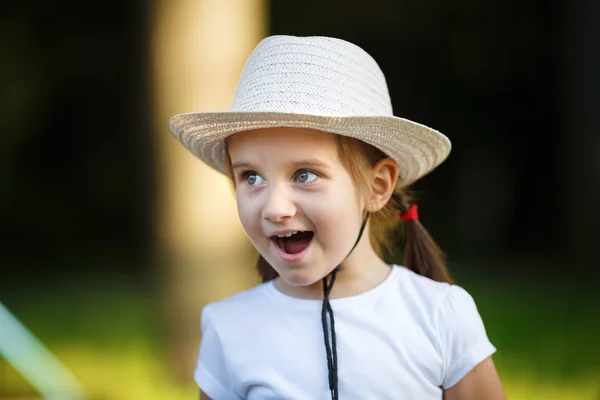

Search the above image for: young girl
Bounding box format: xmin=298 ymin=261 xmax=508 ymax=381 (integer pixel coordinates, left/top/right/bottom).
xmin=169 ymin=35 xmax=505 ymax=400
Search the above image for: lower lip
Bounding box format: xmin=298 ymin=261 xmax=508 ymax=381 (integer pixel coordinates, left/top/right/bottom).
xmin=270 ymin=237 xmax=313 ymax=263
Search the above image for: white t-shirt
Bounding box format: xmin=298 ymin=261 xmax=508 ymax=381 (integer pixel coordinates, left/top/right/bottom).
xmin=195 ymin=265 xmax=496 ymax=399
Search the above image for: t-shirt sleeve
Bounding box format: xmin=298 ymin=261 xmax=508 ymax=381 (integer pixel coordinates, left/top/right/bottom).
xmin=194 ymin=304 xmax=239 ymax=400
xmin=438 ymin=285 xmax=497 ymax=389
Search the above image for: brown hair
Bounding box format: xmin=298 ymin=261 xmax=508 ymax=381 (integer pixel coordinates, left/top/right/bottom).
xmin=226 ymin=136 xmax=453 ymax=284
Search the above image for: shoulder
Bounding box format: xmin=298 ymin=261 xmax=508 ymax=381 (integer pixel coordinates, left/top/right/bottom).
xmin=392 ymin=266 xmax=496 ymax=389
xmin=393 ymin=265 xmax=488 ymax=330
xmin=196 ymin=286 xmax=273 ymax=399
xmin=201 ymin=282 xmax=272 ymax=332
xmin=393 ymin=265 xmax=479 ymax=313
xmin=391 ymin=265 xmax=493 ymax=349
xmin=393 ymin=265 xmax=452 ymax=310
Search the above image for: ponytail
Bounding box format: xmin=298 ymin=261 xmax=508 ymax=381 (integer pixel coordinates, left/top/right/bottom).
xmin=392 ymin=191 xmax=453 ymax=284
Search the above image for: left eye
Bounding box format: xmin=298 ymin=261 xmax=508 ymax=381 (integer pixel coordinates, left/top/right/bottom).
xmin=295 ymin=170 xmax=317 ymax=183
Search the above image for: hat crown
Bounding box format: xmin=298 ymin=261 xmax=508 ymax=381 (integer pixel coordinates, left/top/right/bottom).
xmin=231 ymin=36 xmax=394 ymax=117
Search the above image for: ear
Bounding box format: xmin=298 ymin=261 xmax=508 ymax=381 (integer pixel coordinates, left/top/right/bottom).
xmin=365 ymin=158 xmax=398 ymax=212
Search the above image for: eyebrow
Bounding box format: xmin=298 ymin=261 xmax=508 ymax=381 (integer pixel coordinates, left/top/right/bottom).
xmin=231 ymin=159 xmax=332 ymax=170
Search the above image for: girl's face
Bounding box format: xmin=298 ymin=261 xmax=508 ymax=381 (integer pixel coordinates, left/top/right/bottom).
xmin=228 ymin=127 xmax=366 ymax=287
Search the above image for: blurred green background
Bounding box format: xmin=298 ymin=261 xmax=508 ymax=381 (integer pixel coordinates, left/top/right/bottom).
xmin=2 ymin=0 xmax=599 ymax=399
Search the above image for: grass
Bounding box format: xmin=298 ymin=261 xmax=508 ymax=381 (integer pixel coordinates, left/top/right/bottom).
xmin=466 ymin=277 xmax=600 ymax=400
xmin=2 ymin=276 xmax=599 ymax=400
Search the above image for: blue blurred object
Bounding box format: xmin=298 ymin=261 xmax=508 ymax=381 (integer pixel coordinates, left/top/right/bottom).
xmin=0 ymin=302 xmax=86 ymax=400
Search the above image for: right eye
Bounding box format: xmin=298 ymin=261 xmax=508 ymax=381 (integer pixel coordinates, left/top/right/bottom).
xmin=242 ymin=171 xmax=264 ymax=186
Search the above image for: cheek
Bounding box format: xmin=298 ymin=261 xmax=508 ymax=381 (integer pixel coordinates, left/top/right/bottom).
xmin=236 ymin=193 xmax=260 ymax=235
xmin=305 ymin=189 xmax=362 ymax=240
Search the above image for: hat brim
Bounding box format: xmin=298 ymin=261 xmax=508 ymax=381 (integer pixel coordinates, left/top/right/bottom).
xmin=168 ymin=111 xmax=451 ymax=185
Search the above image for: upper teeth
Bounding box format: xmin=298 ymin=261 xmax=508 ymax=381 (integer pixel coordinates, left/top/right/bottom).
xmin=277 ymin=231 xmax=298 ymax=238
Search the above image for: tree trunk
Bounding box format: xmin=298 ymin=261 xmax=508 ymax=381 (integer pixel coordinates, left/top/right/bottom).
xmin=151 ymin=0 xmax=267 ymax=379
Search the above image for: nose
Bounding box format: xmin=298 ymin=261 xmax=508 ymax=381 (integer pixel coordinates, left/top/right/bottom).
xmin=262 ymin=184 xmax=297 ymax=222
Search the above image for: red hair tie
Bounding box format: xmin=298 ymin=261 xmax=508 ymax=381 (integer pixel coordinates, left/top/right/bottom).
xmin=400 ymin=204 xmax=419 ymax=222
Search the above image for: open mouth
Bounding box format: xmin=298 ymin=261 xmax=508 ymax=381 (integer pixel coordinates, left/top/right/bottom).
xmin=271 ymin=231 xmax=314 ymax=254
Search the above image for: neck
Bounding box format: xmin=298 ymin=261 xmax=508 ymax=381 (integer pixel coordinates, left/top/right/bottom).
xmin=274 ymin=224 xmax=392 ymax=300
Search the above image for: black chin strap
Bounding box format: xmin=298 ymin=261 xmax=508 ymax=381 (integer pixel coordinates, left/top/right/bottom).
xmin=321 ymin=213 xmax=369 ymax=400
xmin=321 ymin=270 xmax=338 ymax=400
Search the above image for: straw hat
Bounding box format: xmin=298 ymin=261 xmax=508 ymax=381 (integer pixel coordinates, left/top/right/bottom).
xmin=168 ymin=35 xmax=451 ymax=184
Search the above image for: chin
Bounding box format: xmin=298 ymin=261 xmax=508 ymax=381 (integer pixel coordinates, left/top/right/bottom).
xmin=277 ymin=267 xmax=322 ymax=287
